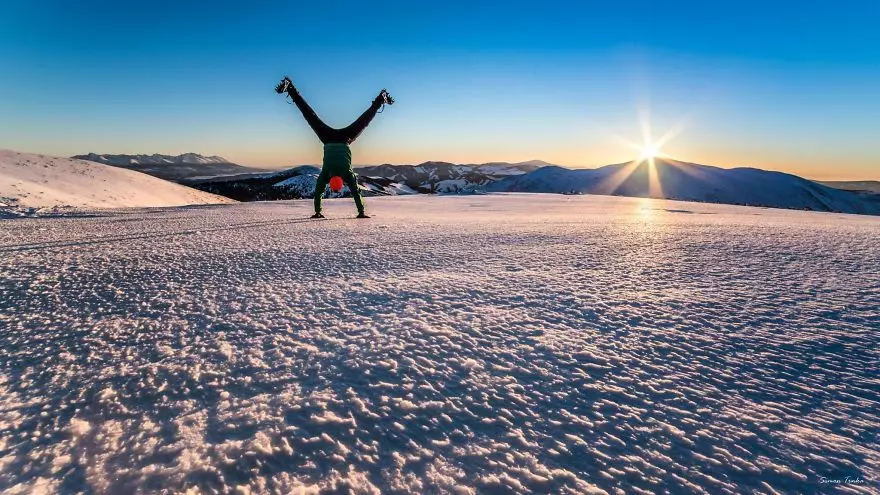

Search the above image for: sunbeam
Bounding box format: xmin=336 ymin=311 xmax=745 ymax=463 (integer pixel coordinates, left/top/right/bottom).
xmin=647 ymin=155 xmax=663 ymax=198
xmin=597 ymin=107 xmax=687 ymax=198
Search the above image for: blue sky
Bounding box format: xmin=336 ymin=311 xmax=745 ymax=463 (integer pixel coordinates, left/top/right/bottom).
xmin=1 ymin=0 xmax=878 ymax=179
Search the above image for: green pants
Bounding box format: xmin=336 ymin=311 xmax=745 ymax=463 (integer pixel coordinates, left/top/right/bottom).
xmin=314 ymin=166 xmax=365 ymax=215
xmin=314 ymin=143 xmax=365 ymax=215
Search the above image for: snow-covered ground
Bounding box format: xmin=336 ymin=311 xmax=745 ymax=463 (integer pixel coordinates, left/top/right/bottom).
xmin=1 ymin=194 xmax=877 ymax=494
xmin=0 ymin=150 xmax=234 ymax=213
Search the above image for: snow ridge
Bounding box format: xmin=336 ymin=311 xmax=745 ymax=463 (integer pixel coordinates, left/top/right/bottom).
xmin=74 ymin=152 xmax=233 ymax=166
xmin=72 ymin=153 xmax=267 ymax=182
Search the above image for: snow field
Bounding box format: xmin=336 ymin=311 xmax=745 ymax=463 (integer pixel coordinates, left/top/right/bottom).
xmin=0 ymin=194 xmax=878 ymax=494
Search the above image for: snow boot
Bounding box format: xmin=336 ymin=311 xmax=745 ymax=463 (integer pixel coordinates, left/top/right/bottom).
xmin=275 ymin=76 xmax=294 ymax=95
xmin=375 ymin=89 xmax=395 ymax=106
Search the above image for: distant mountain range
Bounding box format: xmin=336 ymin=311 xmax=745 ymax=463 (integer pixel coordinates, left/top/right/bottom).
xmin=71 ymin=153 xmax=269 ymax=181
xmin=487 ymin=158 xmax=879 ymax=215
xmin=74 ymin=153 xmax=879 ymax=215
xmin=355 ymin=161 xmax=543 ymax=193
xmin=181 ymin=158 xmax=877 ymax=215
xmin=182 ymin=161 xmax=540 ymax=201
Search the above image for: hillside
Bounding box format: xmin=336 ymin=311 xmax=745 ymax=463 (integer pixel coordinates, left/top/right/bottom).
xmin=818 ymin=180 xmax=880 ymax=193
xmin=0 ymin=150 xmax=235 ymax=212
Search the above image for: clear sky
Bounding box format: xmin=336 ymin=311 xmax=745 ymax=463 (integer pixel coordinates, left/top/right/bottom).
xmin=1 ymin=0 xmax=878 ymax=180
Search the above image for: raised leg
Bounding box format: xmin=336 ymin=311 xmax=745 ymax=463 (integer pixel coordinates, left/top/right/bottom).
xmin=287 ymin=87 xmax=339 ymax=144
xmin=340 ymin=99 xmax=384 ymax=144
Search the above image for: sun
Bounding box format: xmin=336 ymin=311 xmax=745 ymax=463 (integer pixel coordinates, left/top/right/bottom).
xmin=638 ymin=143 xmax=662 ymax=162
xmin=599 ymin=107 xmax=690 ymax=199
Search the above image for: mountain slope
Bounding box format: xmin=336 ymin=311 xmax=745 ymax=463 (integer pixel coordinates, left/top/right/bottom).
xmin=1 ymin=150 xmax=235 ymax=209
xmin=488 ymin=158 xmax=879 ymax=215
xmin=72 ymin=152 xmax=268 ymax=181
xmin=818 ymin=180 xmax=880 ymax=193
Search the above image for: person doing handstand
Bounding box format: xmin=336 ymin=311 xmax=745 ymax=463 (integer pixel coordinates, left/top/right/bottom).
xmin=275 ymin=76 xmax=394 ymax=218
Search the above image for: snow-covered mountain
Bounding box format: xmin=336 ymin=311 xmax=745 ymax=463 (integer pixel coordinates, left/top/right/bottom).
xmin=72 ymin=152 xmax=267 ymax=181
xmin=818 ymin=182 xmax=880 ymax=212
xmin=187 ymin=160 xmax=540 ymax=200
xmin=76 ymin=152 xmax=231 ymax=166
xmin=187 ymin=160 xmax=541 ymax=199
xmin=819 ymin=180 xmax=880 ymax=193
xmin=175 ymin=156 xmax=878 ymax=215
xmin=0 ymin=150 xmax=234 ymax=214
xmin=356 ymin=160 xmax=542 ymax=193
xmin=487 ymin=158 xmax=880 ymax=215
xmin=189 ymin=165 xmax=417 ymax=201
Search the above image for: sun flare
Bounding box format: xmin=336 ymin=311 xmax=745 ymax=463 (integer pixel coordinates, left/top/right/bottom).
xmin=600 ymin=107 xmax=692 ymax=200
xmin=641 ymin=144 xmax=660 ymax=160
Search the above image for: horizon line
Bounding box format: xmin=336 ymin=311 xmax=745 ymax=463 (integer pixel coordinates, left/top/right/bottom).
xmin=8 ymin=147 xmax=876 ymax=182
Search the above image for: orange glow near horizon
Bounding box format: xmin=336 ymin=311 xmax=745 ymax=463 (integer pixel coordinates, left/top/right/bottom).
xmin=216 ymin=112 xmax=875 ymax=182
xmin=223 ymin=147 xmax=875 ymax=182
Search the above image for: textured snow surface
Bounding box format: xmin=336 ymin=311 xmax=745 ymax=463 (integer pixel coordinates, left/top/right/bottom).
xmin=0 ymin=150 xmax=234 ymax=209
xmin=1 ymin=194 xmax=878 ymax=494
